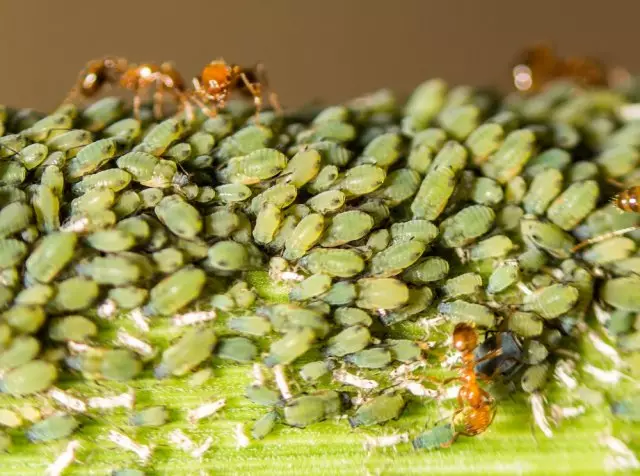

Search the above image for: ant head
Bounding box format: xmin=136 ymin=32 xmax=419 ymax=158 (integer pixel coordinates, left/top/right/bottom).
xmin=201 ymin=60 xmax=233 ymax=92
xmin=452 ymin=323 xmax=477 ymax=353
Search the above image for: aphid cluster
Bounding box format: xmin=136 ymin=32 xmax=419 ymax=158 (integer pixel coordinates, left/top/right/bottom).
xmin=0 ymin=53 xmax=639 ymax=470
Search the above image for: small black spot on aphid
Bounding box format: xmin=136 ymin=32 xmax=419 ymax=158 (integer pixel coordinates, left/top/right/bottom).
xmin=217 ymin=260 xmax=228 ymax=267
xmin=331 ymin=199 xmax=340 ymax=205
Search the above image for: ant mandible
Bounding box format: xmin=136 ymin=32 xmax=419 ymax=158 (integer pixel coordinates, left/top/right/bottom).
xmin=190 ymin=59 xmax=281 ymax=119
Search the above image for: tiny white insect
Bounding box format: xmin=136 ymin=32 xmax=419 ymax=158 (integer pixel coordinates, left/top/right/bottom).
xmin=172 ymin=310 xmax=217 ymax=327
xmin=252 ymin=363 xmax=266 ymax=386
xmin=529 ymin=392 xmax=553 ymax=438
xmin=601 ymin=434 xmax=640 ymax=471
xmin=97 ymin=299 xmax=117 ymax=319
xmin=516 ymin=281 xmax=533 ymax=296
xmin=280 ymin=271 xmax=305 ymax=282
xmin=442 ymin=384 xmax=461 ymax=400
xmin=592 ymin=302 xmax=611 ymax=326
xmin=49 ymin=388 xmax=87 ymax=413
xmin=234 ymin=423 xmax=250 ymax=449
xmin=61 ymin=216 xmax=89 ymax=233
xmin=273 ymin=365 xmax=293 ymax=400
xmin=363 ymin=433 xmax=409 ymax=451
xmin=116 ymin=329 xmax=155 ymax=358
xmin=188 ymin=399 xmax=226 ymax=424
xmin=129 ymin=308 xmax=150 ymax=332
xmin=389 ymin=360 xmax=426 ymax=380
xmin=398 ymin=380 xmax=439 ymax=398
xmin=191 ymin=437 xmax=214 ymax=459
xmin=554 ymin=359 xmax=578 ymax=390
xmin=332 ymin=369 xmax=379 ymax=390
xmin=45 ymin=440 xmax=81 ymax=476
xmin=67 ymin=341 xmax=93 ymax=353
xmin=587 ymin=332 xmax=623 ymax=368
xmin=582 ymin=364 xmax=625 ymax=385
xmin=88 ymin=390 xmax=135 ymax=410
xmin=168 ymin=429 xmax=195 ymax=452
xmin=108 ymin=430 xmax=152 ymax=463
xmin=550 ymin=404 xmax=585 ymax=424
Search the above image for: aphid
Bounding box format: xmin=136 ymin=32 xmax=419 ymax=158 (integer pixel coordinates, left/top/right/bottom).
xmin=322 ymin=281 xmax=357 ymax=306
xmin=325 ymin=325 xmax=371 ymax=357
xmin=289 ymin=273 xmax=332 ymax=301
xmin=438 ymin=300 xmax=496 ymax=328
xmin=155 ymin=327 xmax=216 ymax=378
xmin=228 ymin=315 xmax=271 ymax=336
xmin=487 ymin=261 xmax=520 ymax=294
xmin=3 ymin=305 xmax=46 ymax=333
xmin=0 ymin=201 xmax=33 ymax=238
xmin=523 ymin=284 xmax=579 ymax=319
xmin=601 ymin=276 xmax=640 ymax=311
xmin=369 ymin=240 xmax=426 ymax=277
xmin=0 ymin=409 xmax=23 ymax=428
xmin=221 ymin=148 xmax=287 ymax=184
xmin=307 ymin=164 xmax=340 ymax=194
xmin=65 ymin=138 xmax=119 ymax=179
xmin=49 ymin=277 xmax=99 ymax=312
xmin=252 ymin=411 xmax=278 ymax=440
xmin=49 ymin=315 xmax=97 ymax=343
xmin=146 ymin=266 xmax=205 ymax=315
xmin=108 ymin=430 xmax=153 ymax=463
xmin=87 ymin=390 xmax=135 ymax=410
xmin=0 ymin=336 xmax=40 ymax=371
xmin=129 ymin=406 xmax=168 ymax=428
xmin=253 ymin=203 xmax=282 ymax=245
xmin=412 ymin=423 xmax=457 ymax=450
xmin=101 ymin=349 xmax=142 ymax=381
xmin=443 ymin=273 xmax=482 ymax=298
xmin=440 ymin=205 xmax=495 ymax=248
xmin=264 ymin=327 xmax=315 ymax=367
xmin=27 ymin=414 xmax=78 ymax=442
xmin=334 ymin=307 xmax=372 ymax=327
xmin=481 ymin=129 xmax=536 ymax=184
xmin=356 ymin=278 xmax=409 ymax=310
xmin=349 ymin=393 xmax=405 ymax=428
xmin=411 ymin=166 xmax=457 ymax=220
xmin=345 ymin=347 xmax=392 ymax=369
xmin=250 ymin=184 xmax=297 ymax=215
xmin=299 ymin=249 xmax=365 ymax=278
xmin=283 ymin=213 xmax=325 ymax=261
xmin=520 ymin=219 xmax=575 ymax=259
xmin=546 ymin=180 xmax=599 ymax=231
xmin=217 ymin=337 xmax=258 ymax=363
xmin=116 ymin=329 xmax=155 ymax=359
xmin=306 ymin=189 xmax=346 ymax=214
xmin=0 ymin=238 xmax=28 ymax=269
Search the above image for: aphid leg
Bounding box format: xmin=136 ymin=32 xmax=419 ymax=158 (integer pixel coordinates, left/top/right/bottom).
xmin=239 ymin=72 xmax=263 ymax=121
xmin=571 ymin=226 xmax=640 ymax=253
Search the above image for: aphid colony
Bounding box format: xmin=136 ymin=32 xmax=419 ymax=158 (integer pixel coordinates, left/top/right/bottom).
xmin=0 ymin=55 xmax=639 ymax=471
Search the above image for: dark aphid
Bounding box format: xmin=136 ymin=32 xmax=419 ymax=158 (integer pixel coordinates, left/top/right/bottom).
xmin=245 ymin=384 xmax=281 ymax=406
xmin=349 ymin=393 xmax=405 ymax=427
xmin=413 ymin=423 xmax=456 ymax=450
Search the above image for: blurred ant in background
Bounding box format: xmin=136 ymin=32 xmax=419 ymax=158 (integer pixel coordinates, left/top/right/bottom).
xmin=190 ymin=59 xmax=282 ymax=119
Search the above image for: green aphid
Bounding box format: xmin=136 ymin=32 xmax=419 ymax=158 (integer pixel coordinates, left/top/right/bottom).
xmin=596 ymin=145 xmax=639 ymax=178
xmin=372 ymin=168 xmax=421 ymax=206
xmin=152 ymin=248 xmax=184 ymax=274
xmin=70 ymin=188 xmax=115 ymax=214
xmin=252 ymin=411 xmax=278 ymax=440
xmin=136 ymin=117 xmax=186 ymax=156
xmin=523 ymin=340 xmax=548 ymax=365
xmin=313 ymin=105 xmax=350 ymax=124
xmin=334 ymin=307 xmax=372 ymax=327
xmin=164 ymin=142 xmax=192 ymax=163
xmin=210 ymin=293 xmax=235 ymax=311
xmin=0 ymin=431 xmax=10 ymax=452
xmin=568 ymin=161 xmax=598 ymax=183
xmin=300 ymin=361 xmax=332 ymax=382
xmin=322 ymin=281 xmax=357 ymax=306
xmin=428 ymin=141 xmax=468 ymax=175
xmin=0 ymin=268 xmax=18 ymax=289
xmin=103 ymin=118 xmax=141 ymax=144
xmin=228 ymin=315 xmax=272 ymax=337
xmin=14 ymin=284 xmax=53 ymax=306
xmin=208 ymin=240 xmax=255 ymax=271
xmin=27 ymin=414 xmax=78 ymax=442
xmin=410 ymin=166 xmax=457 ymax=220
xmin=385 ymin=339 xmax=422 ymax=362
xmin=0 ymin=238 xmax=27 ymax=269
xmin=77 ymin=255 xmax=140 ymax=286
xmin=20 ymin=225 xmax=39 ymax=244
xmin=608 ymin=257 xmax=640 ymax=277
xmin=187 ymin=131 xmax=215 ymax=156
xmin=280 ymin=149 xmax=321 ymax=187
xmin=100 ymin=349 xmax=142 ymax=381
xmin=404 ymin=79 xmax=447 ymax=129
xmin=215 ymin=183 xmax=252 ymax=203
xmin=0 ymin=134 xmax=27 ymax=158
xmin=185 ymin=154 xmax=213 ymax=169
xmin=440 ymin=205 xmax=495 ymax=248
xmin=307 ymin=189 xmax=346 ymax=214
xmin=578 ymin=204 xmax=640 ymax=240
xmin=468 ymin=235 xmax=514 ymax=261
xmin=508 ymin=311 xmax=543 ymax=337
xmin=546 ymin=180 xmax=599 ymax=231
xmin=551 ymin=122 xmax=579 ymax=149
xmin=65 ymin=138 xmax=119 ymax=179
xmin=0 ymin=360 xmax=57 ymax=396
xmin=345 ymin=347 xmax=391 ymax=369
xmin=382 ymin=286 xmax=434 ymax=326
xmin=108 ymin=287 xmax=148 ymax=309
xmin=481 ymin=129 xmax=535 ymax=184
xmin=325 ymin=326 xmax=370 ymax=357
xmin=113 ymin=190 xmax=141 ymax=218
xmin=200 ymin=115 xmax=233 ymax=139
xmin=130 ymin=406 xmax=168 ymax=428
xmin=86 ymin=229 xmax=136 ymax=252
xmin=438 ymin=105 xmax=479 ymax=141
xmin=21 ymin=112 xmax=73 ymax=141
xmin=443 ymin=273 xmax=482 ymax=298
xmin=175 ymin=236 xmax=209 ymax=262
xmin=520 ymin=220 xmax=574 ymax=259
xmin=283 ymin=395 xmax=327 ymax=428
xmin=402 ymin=256 xmax=449 ymax=284
xmin=466 ymin=123 xmax=504 ymax=165
xmin=522 ymin=168 xmax=563 ymax=216
xmin=0 ymin=201 xmax=33 ymax=238
xmin=50 ymin=277 xmax=99 ymax=312
xmin=438 ymin=300 xmax=495 ymax=327
xmin=155 ymin=194 xmax=202 ymax=239
xmin=80 ymin=96 xmax=123 ymax=131
xmin=245 ymin=384 xmax=281 ymax=406
xmin=307 ymin=165 xmax=340 ymax=194
xmin=306 ymin=141 xmax=352 ymax=167
xmin=40 ymin=165 xmax=64 ymax=198
xmin=521 ymin=363 xmax=549 ymax=393
xmin=0 ymin=185 xmax=27 ymax=208
xmin=357 ymin=200 xmax=390 ymax=226
xmin=366 ymin=229 xmax=390 ymax=253
xmin=407 ymin=128 xmax=447 ymax=172
xmin=63 ymin=207 xmax=116 ymax=235
xmin=601 ymin=277 xmax=640 ymax=311
xmin=49 ymin=315 xmax=97 ymax=343
xmin=523 ymin=284 xmax=579 ymax=319
xmin=0 ymin=336 xmax=40 ymax=371
xmin=249 ymin=183 xmax=297 ymax=215
xmin=487 ymin=261 xmax=519 ymax=294
xmin=523 ymin=148 xmax=571 ymax=178
xmin=369 ymin=240 xmax=426 ymax=277
xmin=116 ymin=151 xmax=159 ymax=183
xmin=290 ymin=274 xmax=332 ymax=301
xmin=356 ymin=278 xmax=409 ymax=310
xmin=215 ymin=125 xmax=273 ymax=161
xmin=264 ymin=327 xmax=315 ymax=367
xmin=18 ymin=143 xmax=48 ymax=170
xmin=611 ymin=396 xmax=640 ymax=422
xmin=505 ymin=176 xmax=526 ymax=204
xmin=261 ymin=304 xmax=329 ymax=337
xmin=0 ymin=408 xmax=22 ymax=428
xmin=471 ymin=177 xmax=504 ymax=206
xmin=222 ymin=148 xmax=287 ymax=184
xmin=253 ymin=203 xmax=282 ymax=245
xmin=297 ymin=121 xmax=356 ymax=144
xmin=217 ymin=337 xmax=258 ymax=363
xmin=299 ymin=248 xmax=365 ymax=278
xmin=0 ymin=288 xmax=12 ymax=312
xmin=195 ymin=185 xmax=216 ymax=204
xmin=320 ymin=211 xmax=374 ymax=247
xmin=3 ymin=305 xmax=45 ymax=333
xmin=582 ymin=237 xmax=635 ymax=265
xmin=412 ymin=423 xmax=456 ymax=450
xmin=227 ymin=281 xmax=256 ymax=309
xmin=283 ymin=213 xmax=325 ymax=261
xmin=156 ymin=327 xmax=216 ymax=378
xmin=355 ymin=133 xmax=402 ymax=168
xmin=349 ymin=393 xmax=405 ymax=427
xmin=72 ymin=168 xmax=132 ymax=194
xmin=147 ymin=266 xmax=205 ymax=315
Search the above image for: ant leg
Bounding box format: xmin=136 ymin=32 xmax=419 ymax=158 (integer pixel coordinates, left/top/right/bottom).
xmin=571 ymin=226 xmax=640 ymax=253
xmin=176 ymin=92 xmax=195 ymax=123
xmin=474 ymin=348 xmax=503 ymax=365
xmin=254 ymin=63 xmax=282 ymax=113
xmin=239 ymin=72 xmax=263 ymax=121
xmin=153 ymin=89 xmax=164 ymax=120
xmin=190 ymin=95 xmax=217 ymax=119
xmin=133 ymin=92 xmax=142 ymax=121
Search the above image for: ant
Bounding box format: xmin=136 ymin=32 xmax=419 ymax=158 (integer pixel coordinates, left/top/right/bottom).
xmin=190 ymin=59 xmax=281 ymax=119
xmin=66 ymin=57 xmax=192 ymax=120
xmin=443 ymin=323 xmax=501 ymax=444
xmin=512 ymin=43 xmax=609 ymax=92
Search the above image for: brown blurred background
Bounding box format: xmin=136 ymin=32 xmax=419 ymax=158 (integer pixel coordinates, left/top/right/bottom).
xmin=0 ymin=0 xmax=638 ymax=112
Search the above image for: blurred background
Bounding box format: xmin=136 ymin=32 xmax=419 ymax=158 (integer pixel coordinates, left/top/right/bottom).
xmin=0 ymin=0 xmax=638 ymax=112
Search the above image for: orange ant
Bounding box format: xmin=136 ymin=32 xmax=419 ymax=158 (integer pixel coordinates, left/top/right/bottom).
xmin=512 ymin=43 xmax=610 ymax=92
xmin=190 ymin=59 xmax=281 ymax=119
xmin=443 ymin=323 xmax=501 ymax=443
xmin=66 ymin=57 xmax=192 ymax=120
